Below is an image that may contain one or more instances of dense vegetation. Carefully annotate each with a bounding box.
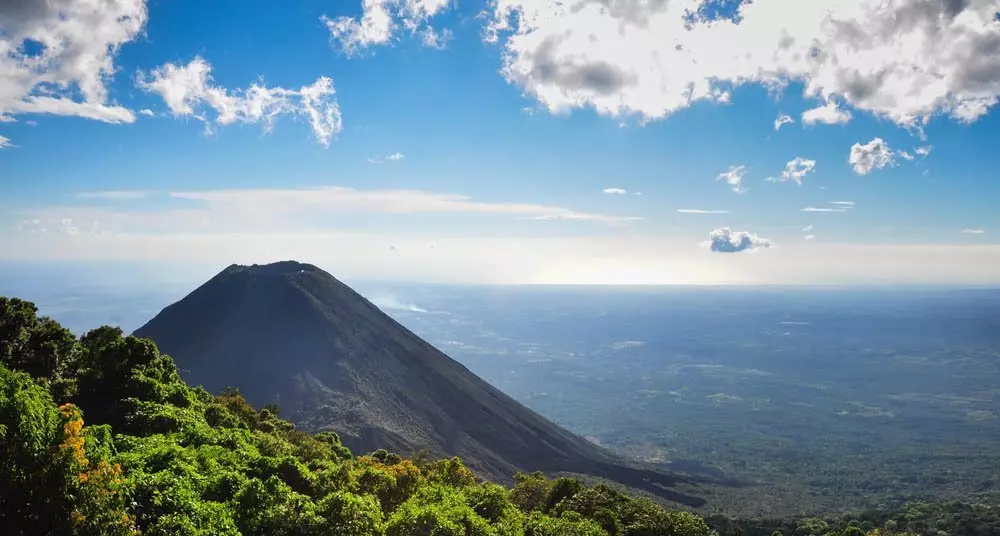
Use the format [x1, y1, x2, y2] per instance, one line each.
[1, 295, 997, 535]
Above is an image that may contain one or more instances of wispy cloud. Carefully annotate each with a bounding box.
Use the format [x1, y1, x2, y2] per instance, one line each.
[773, 113, 794, 131]
[802, 207, 848, 213]
[421, 27, 454, 50]
[368, 152, 405, 164]
[962, 228, 986, 235]
[77, 191, 151, 201]
[603, 188, 628, 195]
[15, 217, 101, 236]
[804, 234, 816, 241]
[0, 135, 12, 149]
[25, 186, 640, 235]
[915, 146, 933, 157]
[717, 165, 747, 193]
[830, 201, 855, 207]
[677, 209, 729, 214]
[707, 228, 772, 253]
[138, 109, 156, 117]
[803, 224, 814, 233]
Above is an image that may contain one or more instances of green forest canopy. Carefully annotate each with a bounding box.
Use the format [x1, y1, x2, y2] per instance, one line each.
[1, 295, 996, 536]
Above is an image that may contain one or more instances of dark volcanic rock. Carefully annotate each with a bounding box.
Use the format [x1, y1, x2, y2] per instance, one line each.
[134, 260, 703, 505]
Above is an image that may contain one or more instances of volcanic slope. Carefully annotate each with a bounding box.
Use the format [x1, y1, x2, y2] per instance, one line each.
[134, 261, 704, 505]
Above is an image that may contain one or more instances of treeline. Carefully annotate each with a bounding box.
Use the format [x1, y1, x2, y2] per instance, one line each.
[0, 295, 995, 536]
[710, 499, 1000, 535]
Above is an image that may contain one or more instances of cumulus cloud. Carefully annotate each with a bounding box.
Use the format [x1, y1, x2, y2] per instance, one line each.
[717, 165, 747, 193]
[801, 101, 852, 125]
[484, 0, 1000, 127]
[136, 57, 342, 146]
[323, 0, 452, 56]
[0, 135, 12, 148]
[773, 157, 817, 184]
[603, 187, 628, 195]
[368, 152, 405, 164]
[677, 209, 729, 214]
[962, 228, 986, 234]
[0, 0, 145, 124]
[849, 137, 896, 175]
[708, 227, 772, 253]
[774, 113, 794, 131]
[138, 109, 156, 117]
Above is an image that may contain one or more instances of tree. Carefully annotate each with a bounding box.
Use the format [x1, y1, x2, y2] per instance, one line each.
[0, 365, 70, 535]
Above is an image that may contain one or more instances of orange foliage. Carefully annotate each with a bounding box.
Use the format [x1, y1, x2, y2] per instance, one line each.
[57, 404, 137, 535]
[58, 403, 88, 468]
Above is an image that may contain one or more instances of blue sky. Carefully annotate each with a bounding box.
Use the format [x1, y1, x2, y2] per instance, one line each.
[1, 0, 999, 285]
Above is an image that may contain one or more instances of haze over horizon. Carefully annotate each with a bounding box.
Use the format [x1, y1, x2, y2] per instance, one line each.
[3, 0, 1000, 285]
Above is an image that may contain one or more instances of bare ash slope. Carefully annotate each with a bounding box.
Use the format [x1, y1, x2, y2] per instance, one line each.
[134, 261, 705, 506]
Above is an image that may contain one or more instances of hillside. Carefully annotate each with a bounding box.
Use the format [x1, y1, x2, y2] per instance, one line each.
[132, 261, 699, 503]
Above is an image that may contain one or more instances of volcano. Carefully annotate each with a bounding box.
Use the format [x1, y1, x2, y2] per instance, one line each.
[134, 260, 703, 505]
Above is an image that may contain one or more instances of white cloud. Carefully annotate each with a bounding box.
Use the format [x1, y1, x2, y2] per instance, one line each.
[773, 113, 794, 131]
[830, 201, 855, 207]
[774, 157, 816, 184]
[323, 0, 452, 56]
[0, 0, 145, 124]
[849, 137, 896, 175]
[802, 207, 848, 213]
[77, 190, 150, 200]
[0, 135, 11, 148]
[136, 57, 342, 146]
[603, 188, 627, 195]
[707, 227, 772, 253]
[368, 152, 405, 164]
[421, 27, 454, 49]
[803, 224, 814, 233]
[677, 209, 729, 214]
[717, 165, 747, 193]
[804, 234, 816, 241]
[898, 150, 916, 161]
[484, 0, 1000, 126]
[15, 216, 100, 236]
[138, 109, 156, 117]
[801, 101, 852, 125]
[915, 145, 933, 157]
[962, 228, 986, 234]
[21, 186, 639, 234]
